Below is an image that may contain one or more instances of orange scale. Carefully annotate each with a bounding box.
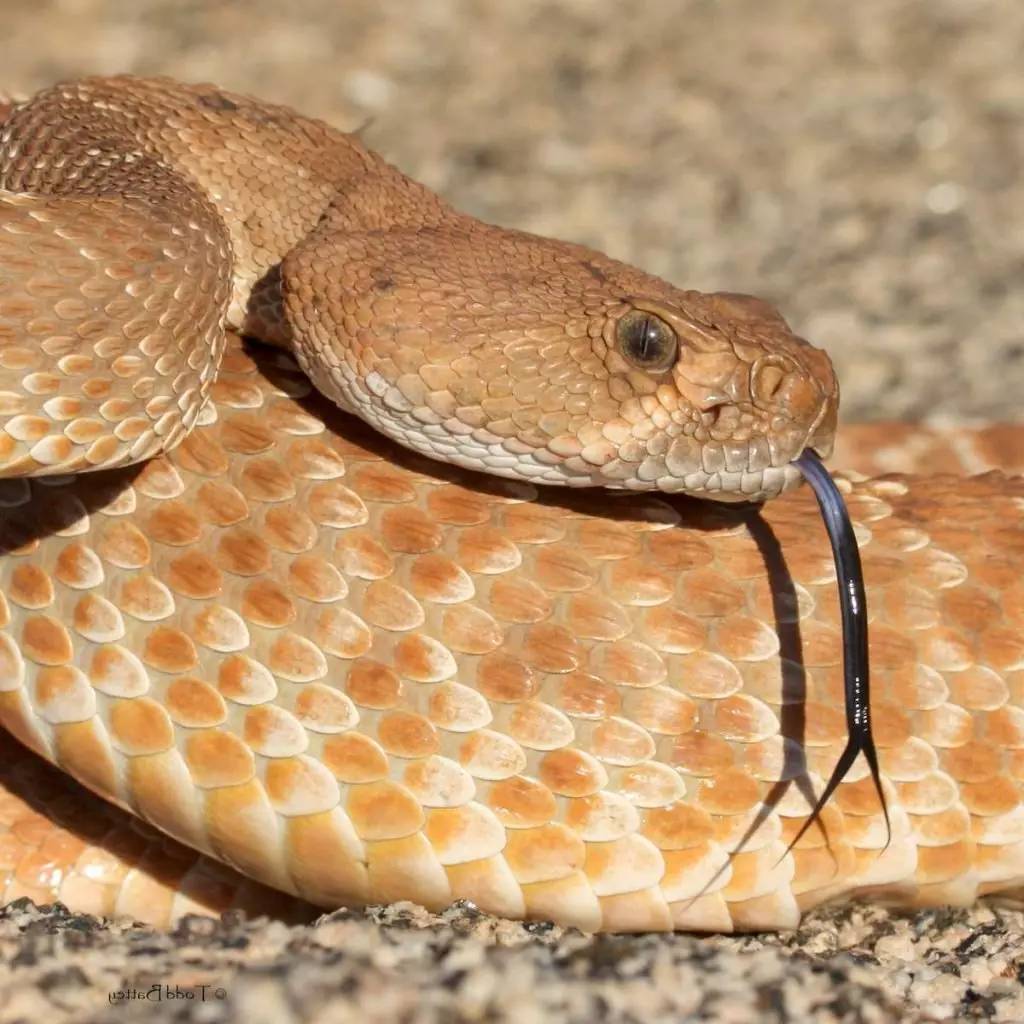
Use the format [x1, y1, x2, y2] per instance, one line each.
[175, 432, 230, 477]
[240, 579, 297, 629]
[361, 579, 425, 632]
[867, 700, 912, 748]
[408, 553, 475, 604]
[916, 703, 975, 748]
[642, 801, 715, 851]
[565, 792, 641, 846]
[115, 573, 176, 622]
[508, 701, 575, 752]
[959, 775, 1021, 817]
[894, 771, 960, 816]
[423, 803, 506, 865]
[377, 710, 440, 759]
[282, 438, 347, 480]
[987, 705, 1024, 750]
[345, 659, 403, 710]
[489, 574, 552, 623]
[95, 519, 151, 569]
[878, 736, 939, 781]
[533, 544, 599, 593]
[646, 530, 714, 572]
[144, 500, 203, 547]
[914, 626, 976, 673]
[575, 520, 641, 561]
[378, 506, 443, 554]
[694, 766, 762, 817]
[215, 526, 273, 576]
[108, 696, 174, 755]
[394, 633, 457, 682]
[424, 484, 492, 527]
[260, 506, 318, 554]
[332, 530, 392, 578]
[8, 563, 55, 610]
[675, 650, 742, 699]
[287, 554, 347, 603]
[676, 567, 746, 618]
[307, 482, 370, 530]
[880, 585, 942, 630]
[457, 526, 521, 574]
[592, 639, 667, 689]
[583, 832, 664, 897]
[947, 665, 1010, 712]
[710, 694, 779, 745]
[476, 653, 538, 704]
[440, 603, 504, 654]
[940, 740, 1003, 784]
[217, 654, 278, 704]
[713, 615, 779, 663]
[538, 747, 607, 798]
[267, 631, 328, 682]
[908, 805, 971, 846]
[555, 671, 621, 719]
[321, 731, 390, 784]
[192, 480, 249, 526]
[566, 592, 631, 642]
[33, 665, 96, 725]
[165, 551, 223, 601]
[20, 613, 74, 665]
[427, 681, 492, 732]
[663, 729, 735, 777]
[264, 755, 340, 816]
[350, 463, 419, 504]
[132, 459, 185, 499]
[458, 729, 528, 780]
[293, 683, 359, 733]
[905, 548, 969, 591]
[586, 717, 655, 765]
[503, 822, 585, 884]
[604, 559, 674, 607]
[191, 603, 249, 653]
[403, 755, 475, 807]
[237, 456, 297, 503]
[88, 643, 149, 697]
[501, 503, 567, 545]
[165, 677, 227, 728]
[890, 662, 949, 711]
[313, 607, 373, 660]
[790, 841, 855, 895]
[346, 780, 424, 840]
[710, 535, 772, 581]
[141, 626, 198, 674]
[521, 622, 583, 673]
[485, 775, 558, 828]
[243, 704, 309, 758]
[978, 625, 1024, 673]
[184, 729, 255, 788]
[218, 413, 277, 456]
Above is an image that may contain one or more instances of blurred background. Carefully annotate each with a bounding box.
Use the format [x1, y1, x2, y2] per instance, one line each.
[0, 0, 1023, 422]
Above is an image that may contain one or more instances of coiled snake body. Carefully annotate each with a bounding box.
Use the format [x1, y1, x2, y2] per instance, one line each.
[0, 76, 1021, 933]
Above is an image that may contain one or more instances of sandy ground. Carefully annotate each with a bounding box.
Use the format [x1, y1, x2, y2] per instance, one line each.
[1, 1, 1024, 1021]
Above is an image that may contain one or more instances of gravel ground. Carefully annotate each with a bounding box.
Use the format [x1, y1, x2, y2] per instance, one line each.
[1, 1, 1024, 1022]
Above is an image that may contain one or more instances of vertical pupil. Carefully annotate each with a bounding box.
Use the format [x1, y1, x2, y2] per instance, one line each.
[635, 318, 656, 360]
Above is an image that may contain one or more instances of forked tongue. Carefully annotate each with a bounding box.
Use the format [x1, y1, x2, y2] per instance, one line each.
[784, 450, 890, 855]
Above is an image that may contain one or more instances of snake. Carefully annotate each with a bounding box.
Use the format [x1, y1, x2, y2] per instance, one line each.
[0, 75, 1022, 934]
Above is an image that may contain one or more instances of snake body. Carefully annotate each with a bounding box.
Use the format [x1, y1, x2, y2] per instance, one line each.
[0, 76, 1022, 933]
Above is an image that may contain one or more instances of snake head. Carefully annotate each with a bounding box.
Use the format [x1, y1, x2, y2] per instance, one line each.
[283, 224, 838, 502]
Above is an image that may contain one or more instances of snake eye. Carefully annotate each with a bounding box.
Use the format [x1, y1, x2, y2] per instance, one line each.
[616, 310, 678, 372]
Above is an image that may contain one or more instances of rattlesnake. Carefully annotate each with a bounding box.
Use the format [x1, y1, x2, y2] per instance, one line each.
[0, 75, 1020, 933]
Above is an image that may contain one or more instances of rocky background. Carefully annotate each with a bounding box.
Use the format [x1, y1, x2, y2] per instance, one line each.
[0, 1, 1023, 1021]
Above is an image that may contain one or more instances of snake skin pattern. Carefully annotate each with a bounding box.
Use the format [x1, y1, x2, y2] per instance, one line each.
[0, 77, 1022, 933]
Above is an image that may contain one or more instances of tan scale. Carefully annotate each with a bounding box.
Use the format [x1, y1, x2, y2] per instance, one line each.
[0, 77, 1023, 932]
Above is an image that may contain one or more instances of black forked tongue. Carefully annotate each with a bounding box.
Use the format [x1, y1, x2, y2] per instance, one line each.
[785, 450, 891, 856]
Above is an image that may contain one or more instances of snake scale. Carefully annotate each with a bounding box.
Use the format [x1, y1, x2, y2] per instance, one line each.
[0, 75, 1022, 933]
